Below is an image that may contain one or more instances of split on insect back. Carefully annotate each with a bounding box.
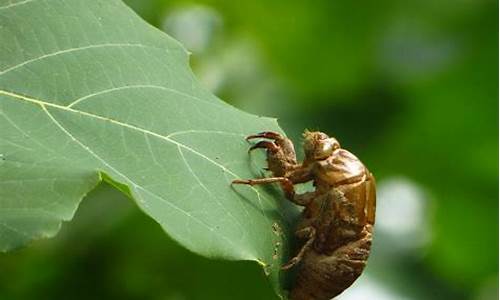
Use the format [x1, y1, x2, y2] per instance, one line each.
[232, 130, 376, 300]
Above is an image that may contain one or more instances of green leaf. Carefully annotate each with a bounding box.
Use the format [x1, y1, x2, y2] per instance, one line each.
[0, 0, 296, 296]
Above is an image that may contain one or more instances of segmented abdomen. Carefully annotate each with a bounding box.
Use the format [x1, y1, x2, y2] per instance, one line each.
[290, 224, 373, 300]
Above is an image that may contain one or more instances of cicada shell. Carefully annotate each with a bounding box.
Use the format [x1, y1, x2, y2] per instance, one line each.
[233, 130, 376, 300]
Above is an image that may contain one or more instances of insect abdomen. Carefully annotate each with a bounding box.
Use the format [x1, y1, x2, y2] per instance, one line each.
[290, 224, 373, 300]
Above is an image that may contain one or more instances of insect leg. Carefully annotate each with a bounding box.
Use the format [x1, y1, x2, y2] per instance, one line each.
[282, 226, 316, 270]
[286, 165, 314, 184]
[246, 132, 298, 172]
[232, 177, 295, 199]
[248, 141, 279, 153]
[246, 131, 283, 141]
[232, 177, 290, 185]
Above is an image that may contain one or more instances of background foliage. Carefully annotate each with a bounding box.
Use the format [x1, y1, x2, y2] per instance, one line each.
[1, 0, 497, 299]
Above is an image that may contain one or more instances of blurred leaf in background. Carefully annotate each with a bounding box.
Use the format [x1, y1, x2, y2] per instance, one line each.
[1, 0, 497, 299]
[0, 183, 278, 300]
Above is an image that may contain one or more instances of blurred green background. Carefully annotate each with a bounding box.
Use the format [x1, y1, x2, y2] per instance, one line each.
[1, 0, 497, 299]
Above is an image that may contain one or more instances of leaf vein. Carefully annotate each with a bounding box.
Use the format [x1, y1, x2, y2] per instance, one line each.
[0, 222, 30, 239]
[0, 177, 82, 184]
[39, 103, 250, 255]
[176, 145, 248, 240]
[166, 129, 246, 139]
[1, 89, 284, 238]
[0, 0, 34, 10]
[0, 43, 164, 76]
[66, 84, 220, 108]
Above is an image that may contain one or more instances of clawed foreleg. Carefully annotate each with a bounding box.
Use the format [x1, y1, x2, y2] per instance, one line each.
[246, 131, 297, 176]
[248, 140, 279, 153]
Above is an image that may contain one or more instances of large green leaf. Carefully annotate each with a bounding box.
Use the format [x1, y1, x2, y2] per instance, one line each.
[0, 0, 296, 296]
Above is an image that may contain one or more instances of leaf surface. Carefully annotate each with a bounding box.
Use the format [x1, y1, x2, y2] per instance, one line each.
[0, 0, 296, 296]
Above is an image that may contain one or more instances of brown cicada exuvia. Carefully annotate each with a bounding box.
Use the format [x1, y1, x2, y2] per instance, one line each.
[233, 130, 376, 300]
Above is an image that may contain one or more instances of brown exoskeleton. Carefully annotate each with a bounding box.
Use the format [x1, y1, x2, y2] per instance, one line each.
[233, 130, 376, 300]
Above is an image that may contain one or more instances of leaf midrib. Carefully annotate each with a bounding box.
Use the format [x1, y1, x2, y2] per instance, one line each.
[0, 88, 277, 260]
[0, 89, 241, 175]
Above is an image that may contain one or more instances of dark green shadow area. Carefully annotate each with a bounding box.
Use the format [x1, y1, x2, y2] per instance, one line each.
[0, 182, 279, 300]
